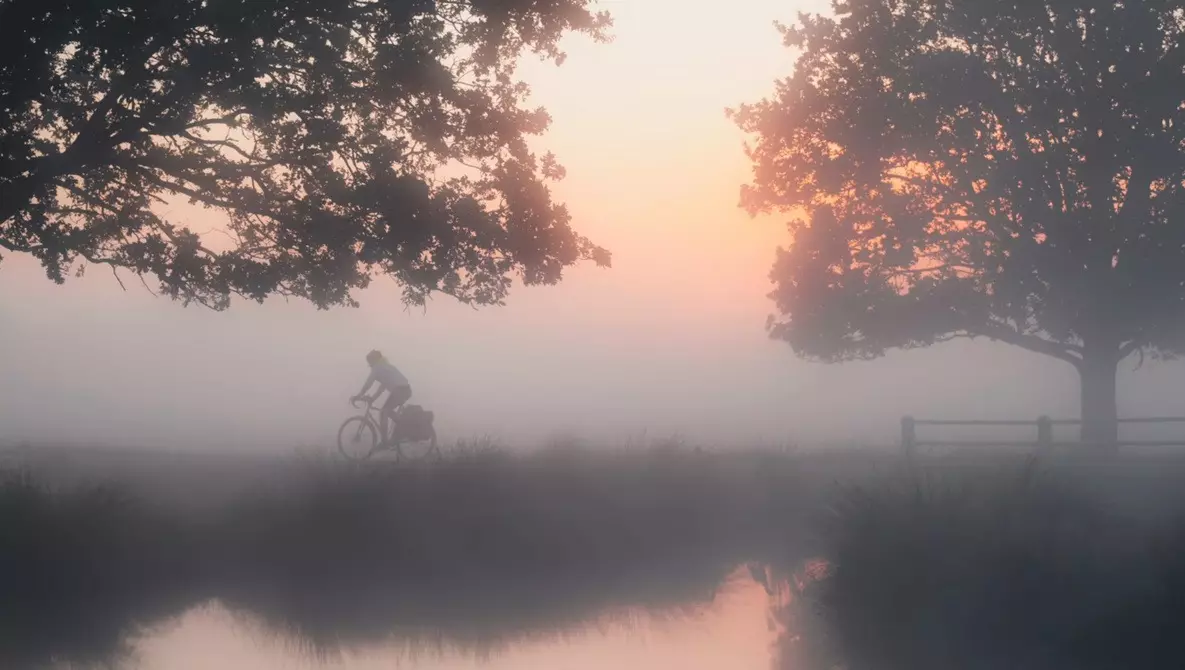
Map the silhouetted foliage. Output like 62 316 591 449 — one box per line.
733 0 1185 444
0 0 611 309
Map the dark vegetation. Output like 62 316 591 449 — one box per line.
776 455 1185 670
11 444 1185 669
0 441 846 668
0 470 199 669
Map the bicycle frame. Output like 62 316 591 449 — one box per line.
353 396 403 445
339 394 437 462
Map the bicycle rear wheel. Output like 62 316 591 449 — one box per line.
396 427 439 463
337 416 379 460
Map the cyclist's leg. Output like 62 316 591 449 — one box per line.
380 385 412 443
379 386 411 444
378 390 395 445
395 384 412 406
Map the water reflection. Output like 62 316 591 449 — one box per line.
127 566 779 670
6 562 776 670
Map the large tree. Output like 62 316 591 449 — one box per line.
732 0 1185 446
0 0 610 310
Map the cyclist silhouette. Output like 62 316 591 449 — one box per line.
351 350 412 445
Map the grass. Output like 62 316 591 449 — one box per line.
0 470 200 669
777 455 1185 670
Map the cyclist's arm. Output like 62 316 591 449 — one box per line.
356 371 378 398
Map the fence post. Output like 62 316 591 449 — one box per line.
901 416 916 458
1036 415 1052 455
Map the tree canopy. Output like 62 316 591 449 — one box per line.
733 0 1185 440
0 0 611 310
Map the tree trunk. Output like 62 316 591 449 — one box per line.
1077 350 1119 451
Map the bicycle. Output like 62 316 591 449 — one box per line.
336 395 439 462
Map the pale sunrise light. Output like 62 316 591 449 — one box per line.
3 0 1182 448
7 1 1185 669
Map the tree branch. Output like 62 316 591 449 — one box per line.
975 320 1083 365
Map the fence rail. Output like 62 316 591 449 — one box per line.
901 415 1185 455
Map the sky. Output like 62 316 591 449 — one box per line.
1 0 1183 451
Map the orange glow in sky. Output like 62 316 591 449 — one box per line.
4 0 1147 451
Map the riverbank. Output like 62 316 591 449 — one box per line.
7 445 1185 669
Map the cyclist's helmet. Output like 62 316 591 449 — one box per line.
366 349 383 364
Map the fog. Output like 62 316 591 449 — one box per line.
7 245 1183 452
3 0 1184 452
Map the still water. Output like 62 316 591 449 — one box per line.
128 568 781 670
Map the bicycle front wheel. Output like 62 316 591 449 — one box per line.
337 416 379 461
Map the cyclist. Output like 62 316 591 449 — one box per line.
351 350 412 445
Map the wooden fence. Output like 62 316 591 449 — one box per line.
901 416 1185 455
